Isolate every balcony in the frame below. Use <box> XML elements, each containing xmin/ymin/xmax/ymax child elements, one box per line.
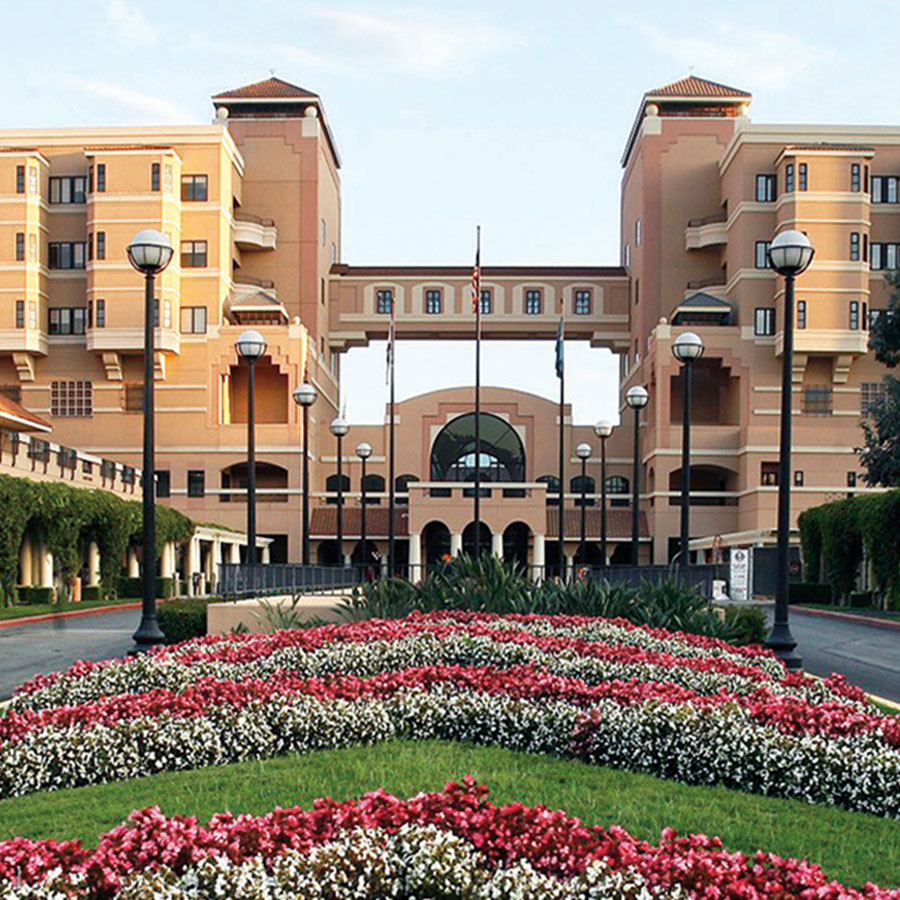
<box><xmin>775</xmin><ymin>328</ymin><xmax>870</xmax><ymax>358</ymax></box>
<box><xmin>234</xmin><ymin>213</ymin><xmax>277</xmax><ymax>251</ymax></box>
<box><xmin>685</xmin><ymin>212</ymin><xmax>727</xmax><ymax>250</ymax></box>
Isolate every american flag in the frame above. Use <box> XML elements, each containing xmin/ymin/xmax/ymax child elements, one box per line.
<box><xmin>385</xmin><ymin>291</ymin><xmax>396</xmax><ymax>384</ymax></box>
<box><xmin>471</xmin><ymin>236</ymin><xmax>481</xmax><ymax>314</ymax></box>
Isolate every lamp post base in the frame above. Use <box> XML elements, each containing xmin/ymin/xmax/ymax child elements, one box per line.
<box><xmin>129</xmin><ymin>618</ymin><xmax>166</xmax><ymax>655</ymax></box>
<box><xmin>764</xmin><ymin>623</ymin><xmax>802</xmax><ymax>671</ymax></box>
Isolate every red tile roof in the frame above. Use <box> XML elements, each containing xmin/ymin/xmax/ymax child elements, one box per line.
<box><xmin>0</xmin><ymin>394</ymin><xmax>51</xmax><ymax>433</ymax></box>
<box><xmin>311</xmin><ymin>507</ymin><xmax>409</xmax><ymax>538</ymax></box>
<box><xmin>547</xmin><ymin>508</ymin><xmax>648</xmax><ymax>540</ymax></box>
<box><xmin>647</xmin><ymin>75</ymin><xmax>751</xmax><ymax>99</ymax></box>
<box><xmin>213</xmin><ymin>77</ymin><xmax>319</xmax><ymax>100</ymax></box>
<box><xmin>785</xmin><ymin>143</ymin><xmax>875</xmax><ymax>152</ymax></box>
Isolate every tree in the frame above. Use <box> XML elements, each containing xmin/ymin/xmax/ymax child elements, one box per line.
<box><xmin>860</xmin><ymin>272</ymin><xmax>900</xmax><ymax>485</ymax></box>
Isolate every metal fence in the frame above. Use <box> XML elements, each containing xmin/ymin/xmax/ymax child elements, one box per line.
<box><xmin>218</xmin><ymin>563</ymin><xmax>361</xmax><ymax>599</ymax></box>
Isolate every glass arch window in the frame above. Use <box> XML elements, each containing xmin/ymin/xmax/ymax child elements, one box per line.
<box><xmin>430</xmin><ymin>413</ymin><xmax>525</xmax><ymax>483</ymax></box>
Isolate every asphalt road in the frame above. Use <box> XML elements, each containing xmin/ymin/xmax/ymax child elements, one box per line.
<box><xmin>0</xmin><ymin>609</ymin><xmax>136</xmax><ymax>700</ymax></box>
<box><xmin>0</xmin><ymin>606</ymin><xmax>897</xmax><ymax>705</ymax></box>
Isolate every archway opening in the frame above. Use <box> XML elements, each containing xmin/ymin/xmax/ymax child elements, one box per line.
<box><xmin>423</xmin><ymin>521</ymin><xmax>451</xmax><ymax>566</ymax></box>
<box><xmin>220</xmin><ymin>461</ymin><xmax>288</xmax><ymax>503</ymax></box>
<box><xmin>462</xmin><ymin>521</ymin><xmax>491</xmax><ymax>558</ymax></box>
<box><xmin>430</xmin><ymin>413</ymin><xmax>525</xmax><ymax>484</ymax></box>
<box><xmin>502</xmin><ymin>522</ymin><xmax>531</xmax><ymax>570</ymax></box>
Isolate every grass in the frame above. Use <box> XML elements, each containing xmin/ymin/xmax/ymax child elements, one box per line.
<box><xmin>0</xmin><ymin>741</ymin><xmax>897</xmax><ymax>888</ymax></box>
<box><xmin>0</xmin><ymin>597</ymin><xmax>137</xmax><ymax>621</ymax></box>
<box><xmin>794</xmin><ymin>602</ymin><xmax>900</xmax><ymax>618</ymax></box>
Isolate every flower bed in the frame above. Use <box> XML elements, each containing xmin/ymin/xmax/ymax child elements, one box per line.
<box><xmin>0</xmin><ymin>780</ymin><xmax>898</xmax><ymax>898</ymax></box>
<box><xmin>2</xmin><ymin>612</ymin><xmax>898</xmax><ymax>818</ymax></box>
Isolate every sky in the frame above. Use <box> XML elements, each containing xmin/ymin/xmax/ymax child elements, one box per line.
<box><xmin>4</xmin><ymin>0</ymin><xmax>897</xmax><ymax>424</ymax></box>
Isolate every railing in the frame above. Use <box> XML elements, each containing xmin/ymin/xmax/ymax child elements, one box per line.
<box><xmin>235</xmin><ymin>211</ymin><xmax>276</xmax><ymax>227</ymax></box>
<box><xmin>234</xmin><ymin>274</ymin><xmax>275</xmax><ymax>289</ymax></box>
<box><xmin>219</xmin><ymin>563</ymin><xmax>361</xmax><ymax>598</ymax></box>
<box><xmin>686</xmin><ymin>275</ymin><xmax>727</xmax><ymax>290</ymax></box>
<box><xmin>687</xmin><ymin>211</ymin><xmax>727</xmax><ymax>227</ymax></box>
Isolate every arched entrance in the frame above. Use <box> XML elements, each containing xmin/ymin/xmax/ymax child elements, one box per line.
<box><xmin>351</xmin><ymin>539</ymin><xmax>379</xmax><ymax>570</ymax></box>
<box><xmin>462</xmin><ymin>521</ymin><xmax>491</xmax><ymax>557</ymax></box>
<box><xmin>574</xmin><ymin>541</ymin><xmax>604</xmax><ymax>567</ymax></box>
<box><xmin>430</xmin><ymin>412</ymin><xmax>526</xmax><ymax>484</ymax></box>
<box><xmin>317</xmin><ymin>540</ymin><xmax>341</xmax><ymax>566</ymax></box>
<box><xmin>503</xmin><ymin>522</ymin><xmax>531</xmax><ymax>569</ymax></box>
<box><xmin>423</xmin><ymin>520</ymin><xmax>451</xmax><ymax>566</ymax></box>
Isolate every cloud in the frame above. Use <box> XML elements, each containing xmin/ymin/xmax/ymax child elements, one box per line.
<box><xmin>304</xmin><ymin>6</ymin><xmax>521</xmax><ymax>73</ymax></box>
<box><xmin>625</xmin><ymin>19</ymin><xmax>834</xmax><ymax>90</ymax></box>
<box><xmin>69</xmin><ymin>78</ymin><xmax>194</xmax><ymax>123</ymax></box>
<box><xmin>102</xmin><ymin>0</ymin><xmax>157</xmax><ymax>44</ymax></box>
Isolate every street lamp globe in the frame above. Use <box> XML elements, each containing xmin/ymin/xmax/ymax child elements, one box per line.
<box><xmin>293</xmin><ymin>383</ymin><xmax>317</xmax><ymax>407</ymax></box>
<box><xmin>575</xmin><ymin>442</ymin><xmax>592</xmax><ymax>460</ymax></box>
<box><xmin>672</xmin><ymin>331</ymin><xmax>705</xmax><ymax>363</ymax></box>
<box><xmin>593</xmin><ymin>419</ymin><xmax>614</xmax><ymax>439</ymax></box>
<box><xmin>356</xmin><ymin>441</ymin><xmax>373</xmax><ymax>460</ymax></box>
<box><xmin>768</xmin><ymin>230</ymin><xmax>815</xmax><ymax>276</ymax></box>
<box><xmin>625</xmin><ymin>385</ymin><xmax>649</xmax><ymax>409</ymax></box>
<box><xmin>126</xmin><ymin>229</ymin><xmax>174</xmax><ymax>275</ymax></box>
<box><xmin>330</xmin><ymin>416</ymin><xmax>350</xmax><ymax>438</ymax></box>
<box><xmin>235</xmin><ymin>330</ymin><xmax>267</xmax><ymax>362</ymax></box>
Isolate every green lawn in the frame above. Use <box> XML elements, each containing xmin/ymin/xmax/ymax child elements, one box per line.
<box><xmin>0</xmin><ymin>598</ymin><xmax>136</xmax><ymax>621</ymax></box>
<box><xmin>0</xmin><ymin>741</ymin><xmax>896</xmax><ymax>888</ymax></box>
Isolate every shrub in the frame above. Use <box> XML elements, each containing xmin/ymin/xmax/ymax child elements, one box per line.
<box><xmin>16</xmin><ymin>586</ymin><xmax>55</xmax><ymax>606</ymax></box>
<box><xmin>848</xmin><ymin>590</ymin><xmax>874</xmax><ymax>609</ymax></box>
<box><xmin>157</xmin><ymin>597</ymin><xmax>209</xmax><ymax>644</ymax></box>
<box><xmin>722</xmin><ymin>605</ymin><xmax>767</xmax><ymax>645</ymax></box>
<box><xmin>117</xmin><ymin>575</ymin><xmax>175</xmax><ymax>600</ymax></box>
<box><xmin>80</xmin><ymin>585</ymin><xmax>103</xmax><ymax>603</ymax></box>
<box><xmin>789</xmin><ymin>581</ymin><xmax>833</xmax><ymax>605</ymax></box>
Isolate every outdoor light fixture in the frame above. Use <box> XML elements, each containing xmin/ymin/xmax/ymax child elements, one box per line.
<box><xmin>575</xmin><ymin>442</ymin><xmax>592</xmax><ymax>567</ymax></box>
<box><xmin>126</xmin><ymin>229</ymin><xmax>173</xmax><ymax>655</ymax></box>
<box><xmin>236</xmin><ymin>330</ymin><xmax>267</xmax><ymax>566</ymax></box>
<box><xmin>672</xmin><ymin>332</ymin><xmax>705</xmax><ymax>567</ymax></box>
<box><xmin>293</xmin><ymin>383</ymin><xmax>318</xmax><ymax>565</ymax></box>
<box><xmin>356</xmin><ymin>441</ymin><xmax>373</xmax><ymax>575</ymax></box>
<box><xmin>330</xmin><ymin>416</ymin><xmax>351</xmax><ymax>566</ymax></box>
<box><xmin>765</xmin><ymin>229</ymin><xmax>815</xmax><ymax>670</ymax></box>
<box><xmin>593</xmin><ymin>420</ymin><xmax>614</xmax><ymax>570</ymax></box>
<box><xmin>625</xmin><ymin>385</ymin><xmax>649</xmax><ymax>564</ymax></box>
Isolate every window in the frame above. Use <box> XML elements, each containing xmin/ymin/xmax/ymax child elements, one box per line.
<box><xmin>479</xmin><ymin>288</ymin><xmax>492</xmax><ymax>315</ymax></box>
<box><xmin>156</xmin><ymin>470</ymin><xmax>171</xmax><ymax>498</ymax></box>
<box><xmin>15</xmin><ymin>300</ymin><xmax>24</xmax><ymax>329</ymax></box>
<box><xmin>28</xmin><ymin>302</ymin><xmax>36</xmax><ymax>328</ymax></box>
<box><xmin>331</xmin><ymin>242</ymin><xmax>337</xmax><ymax>264</ymax></box>
<box><xmin>181</xmin><ymin>174</ymin><xmax>208</xmax><ymax>202</ymax></box>
<box><xmin>799</xmin><ymin>163</ymin><xmax>808</xmax><ymax>191</ymax></box>
<box><xmin>624</xmin><ymin>243</ymin><xmax>631</xmax><ymax>267</ymax></box>
<box><xmin>28</xmin><ymin>167</ymin><xmax>37</xmax><ymax>194</ymax></box>
<box><xmin>850</xmin><ymin>232</ymin><xmax>860</xmax><ymax>261</ymax></box>
<box><xmin>15</xmin><ymin>165</ymin><xmax>24</xmax><ymax>193</ymax></box>
<box><xmin>96</xmin><ymin>164</ymin><xmax>105</xmax><ymax>192</ymax></box>
<box><xmin>376</xmin><ymin>288</ymin><xmax>393</xmax><ymax>314</ymax></box>
<box><xmin>15</xmin><ymin>233</ymin><xmax>24</xmax><ymax>261</ymax></box>
<box><xmin>187</xmin><ymin>470</ymin><xmax>205</xmax><ymax>497</ymax></box>
<box><xmin>49</xmin><ymin>307</ymin><xmax>86</xmax><ymax>335</ymax></box>
<box><xmin>28</xmin><ymin>234</ymin><xmax>36</xmax><ymax>262</ymax></box>
<box><xmin>49</xmin><ymin>176</ymin><xmax>87</xmax><ymax>204</ymax></box>
<box><xmin>870</xmin><ymin>175</ymin><xmax>900</xmax><ymax>203</ymax></box>
<box><xmin>797</xmin><ymin>300</ymin><xmax>806</xmax><ymax>329</ymax></box>
<box><xmin>87</xmin><ymin>233</ymin><xmax>92</xmax><ymax>262</ymax></box>
<box><xmin>525</xmin><ymin>289</ymin><xmax>542</xmax><ymax>315</ymax></box>
<box><xmin>794</xmin><ymin>470</ymin><xmax>804</xmax><ymax>487</ymax></box>
<box><xmin>869</xmin><ymin>308</ymin><xmax>884</xmax><ymax>329</ymax></box>
<box><xmin>803</xmin><ymin>385</ymin><xmax>833</xmax><ymax>415</ymax></box>
<box><xmin>574</xmin><ymin>289</ymin><xmax>591</xmax><ymax>315</ymax></box>
<box><xmin>425</xmin><ymin>288</ymin><xmax>442</xmax><ymax>315</ymax></box>
<box><xmin>86</xmin><ymin>300</ymin><xmax>92</xmax><ymax>328</ymax></box>
<box><xmin>755</xmin><ymin>174</ymin><xmax>776</xmax><ymax>201</ymax></box>
<box><xmin>870</xmin><ymin>242</ymin><xmax>900</xmax><ymax>270</ymax></box>
<box><xmin>606</xmin><ymin>475</ymin><xmax>630</xmax><ymax>507</ymax></box>
<box><xmin>151</xmin><ymin>163</ymin><xmax>160</xmax><ymax>191</ymax></box>
<box><xmin>48</xmin><ymin>242</ymin><xmax>86</xmax><ymax>270</ymax></box>
<box><xmin>153</xmin><ymin>300</ymin><xmax>159</xmax><ymax>327</ymax></box>
<box><xmin>754</xmin><ymin>307</ymin><xmax>775</xmax><ymax>336</ymax></box>
<box><xmin>50</xmin><ymin>381</ymin><xmax>92</xmax><ymax>417</ymax></box>
<box><xmin>635</xmin><ymin>218</ymin><xmax>642</xmax><ymax>245</ymax></box>
<box><xmin>180</xmin><ymin>306</ymin><xmax>207</xmax><ymax>334</ymax></box>
<box><xmin>863</xmin><ymin>233</ymin><xmax>869</xmax><ymax>262</ymax></box>
<box><xmin>785</xmin><ymin>163</ymin><xmax>795</xmax><ymax>193</ymax></box>
<box><xmin>861</xmin><ymin>381</ymin><xmax>886</xmax><ymax>414</ymax></box>
<box><xmin>849</xmin><ymin>300</ymin><xmax>860</xmax><ymax>330</ymax></box>
<box><xmin>181</xmin><ymin>240</ymin><xmax>207</xmax><ymax>268</ymax></box>
<box><xmin>847</xmin><ymin>472</ymin><xmax>857</xmax><ymax>488</ymax></box>
<box><xmin>761</xmin><ymin>462</ymin><xmax>779</xmax><ymax>486</ymax></box>
<box><xmin>755</xmin><ymin>241</ymin><xmax>771</xmax><ymax>269</ymax></box>
<box><xmin>124</xmin><ymin>384</ymin><xmax>143</xmax><ymax>413</ymax></box>
<box><xmin>96</xmin><ymin>299</ymin><xmax>106</xmax><ymax>328</ymax></box>
<box><xmin>851</xmin><ymin>163</ymin><xmax>861</xmax><ymax>192</ymax></box>
<box><xmin>162</xmin><ymin>300</ymin><xmax>171</xmax><ymax>329</ymax></box>
<box><xmin>634</xmin><ymin>278</ymin><xmax>640</xmax><ymax>306</ymax></box>
<box><xmin>96</xmin><ymin>231</ymin><xmax>105</xmax><ymax>260</ymax></box>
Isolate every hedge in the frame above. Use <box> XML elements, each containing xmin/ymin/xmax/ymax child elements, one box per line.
<box><xmin>116</xmin><ymin>576</ymin><xmax>175</xmax><ymax>601</ymax></box>
<box><xmin>798</xmin><ymin>489</ymin><xmax>900</xmax><ymax>607</ymax></box>
<box><xmin>16</xmin><ymin>586</ymin><xmax>55</xmax><ymax>606</ymax></box>
<box><xmin>157</xmin><ymin>596</ymin><xmax>211</xmax><ymax>644</ymax></box>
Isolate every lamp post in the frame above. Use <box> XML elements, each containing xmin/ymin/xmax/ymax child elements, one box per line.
<box><xmin>356</xmin><ymin>441</ymin><xmax>372</xmax><ymax>575</ymax></box>
<box><xmin>672</xmin><ymin>332</ymin><xmax>705</xmax><ymax>567</ymax></box>
<box><xmin>330</xmin><ymin>416</ymin><xmax>350</xmax><ymax>566</ymax></box>
<box><xmin>593</xmin><ymin>420</ymin><xmax>614</xmax><ymax>570</ymax></box>
<box><xmin>766</xmin><ymin>229</ymin><xmax>815</xmax><ymax>670</ymax></box>
<box><xmin>625</xmin><ymin>385</ymin><xmax>649</xmax><ymax>566</ymax></box>
<box><xmin>293</xmin><ymin>383</ymin><xmax>318</xmax><ymax>565</ymax></box>
<box><xmin>126</xmin><ymin>228</ymin><xmax>173</xmax><ymax>653</ymax></box>
<box><xmin>575</xmin><ymin>442</ymin><xmax>592</xmax><ymax>567</ymax></box>
<box><xmin>236</xmin><ymin>330</ymin><xmax>267</xmax><ymax>566</ymax></box>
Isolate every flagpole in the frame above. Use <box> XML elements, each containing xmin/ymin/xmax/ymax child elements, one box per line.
<box><xmin>387</xmin><ymin>295</ymin><xmax>396</xmax><ymax>578</ymax></box>
<box><xmin>473</xmin><ymin>225</ymin><xmax>482</xmax><ymax>559</ymax></box>
<box><xmin>557</xmin><ymin>310</ymin><xmax>565</xmax><ymax>580</ymax></box>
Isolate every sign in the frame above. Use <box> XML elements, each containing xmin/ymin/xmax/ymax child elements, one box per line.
<box><xmin>729</xmin><ymin>547</ymin><xmax>753</xmax><ymax>602</ymax></box>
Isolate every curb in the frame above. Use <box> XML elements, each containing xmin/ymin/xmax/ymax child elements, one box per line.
<box><xmin>0</xmin><ymin>602</ymin><xmax>141</xmax><ymax>630</ymax></box>
<box><xmin>792</xmin><ymin>605</ymin><xmax>900</xmax><ymax>631</ymax></box>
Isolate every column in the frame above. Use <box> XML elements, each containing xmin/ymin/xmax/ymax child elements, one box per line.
<box><xmin>261</xmin><ymin>542</ymin><xmax>270</xmax><ymax>564</ymax></box>
<box><xmin>228</xmin><ymin>542</ymin><xmax>240</xmax><ymax>564</ymax></box>
<box><xmin>18</xmin><ymin>534</ymin><xmax>33</xmax><ymax>587</ymax></box>
<box><xmin>564</xmin><ymin>553</ymin><xmax>573</xmax><ymax>579</ymax></box>
<box><xmin>186</xmin><ymin>536</ymin><xmax>200</xmax><ymax>597</ymax></box>
<box><xmin>87</xmin><ymin>541</ymin><xmax>100</xmax><ymax>587</ymax></box>
<box><xmin>39</xmin><ymin>544</ymin><xmax>54</xmax><ymax>589</ymax></box>
<box><xmin>450</xmin><ymin>533</ymin><xmax>463</xmax><ymax>557</ymax></box>
<box><xmin>127</xmin><ymin>547</ymin><xmax>139</xmax><ymax>578</ymax></box>
<box><xmin>532</xmin><ymin>533</ymin><xmax>545</xmax><ymax>582</ymax></box>
<box><xmin>491</xmin><ymin>532</ymin><xmax>503</xmax><ymax>559</ymax></box>
<box><xmin>408</xmin><ymin>531</ymin><xmax>421</xmax><ymax>580</ymax></box>
<box><xmin>160</xmin><ymin>542</ymin><xmax>174</xmax><ymax>578</ymax></box>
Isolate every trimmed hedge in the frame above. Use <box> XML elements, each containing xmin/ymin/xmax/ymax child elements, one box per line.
<box><xmin>157</xmin><ymin>596</ymin><xmax>210</xmax><ymax>644</ymax></box>
<box><xmin>16</xmin><ymin>586</ymin><xmax>54</xmax><ymax>606</ymax></box>
<box><xmin>722</xmin><ymin>605</ymin><xmax>767</xmax><ymax>644</ymax></box>
<box><xmin>789</xmin><ymin>582</ymin><xmax>833</xmax><ymax>605</ymax></box>
<box><xmin>116</xmin><ymin>576</ymin><xmax>175</xmax><ymax>600</ymax></box>
<box><xmin>80</xmin><ymin>585</ymin><xmax>103</xmax><ymax>603</ymax></box>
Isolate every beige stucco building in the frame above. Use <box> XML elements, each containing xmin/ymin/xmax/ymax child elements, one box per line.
<box><xmin>0</xmin><ymin>74</ymin><xmax>892</xmax><ymax>572</ymax></box>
